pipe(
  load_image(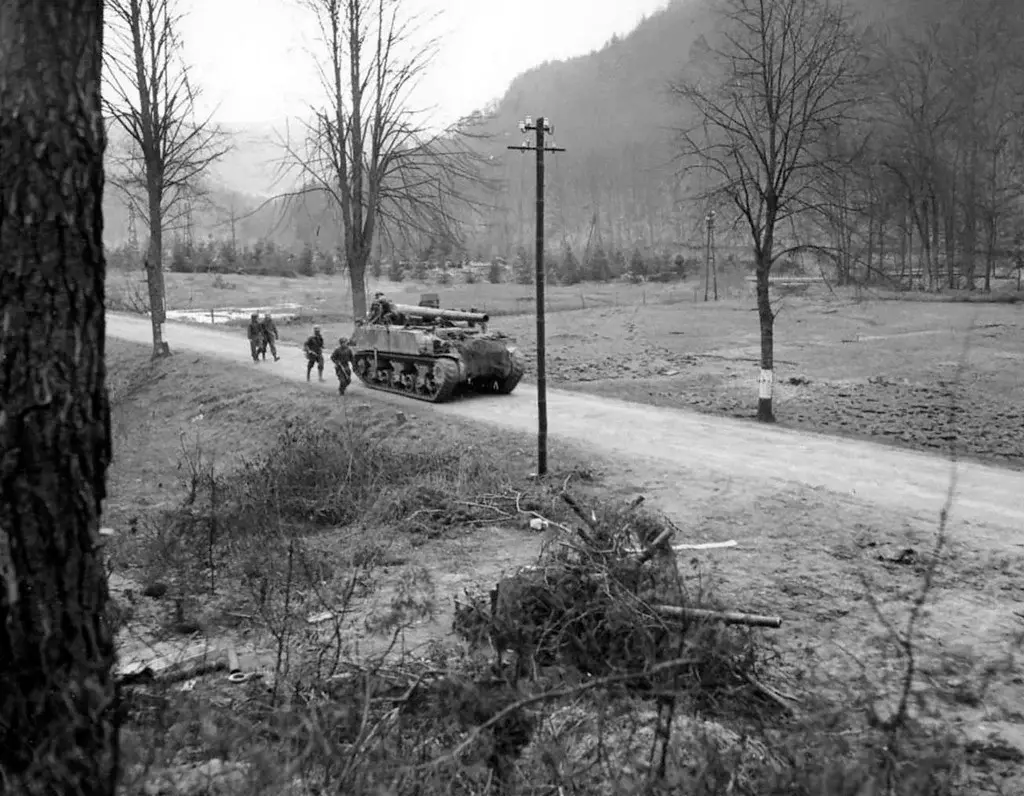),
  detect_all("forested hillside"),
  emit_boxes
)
[469,0,717,256]
[456,0,1024,289]
[111,0,1024,292]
